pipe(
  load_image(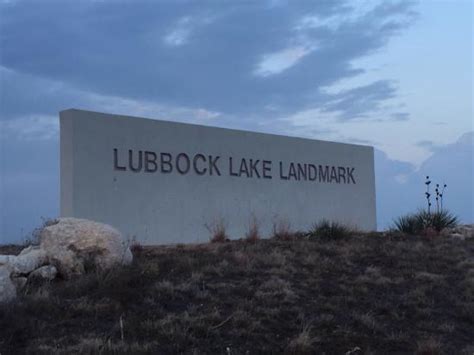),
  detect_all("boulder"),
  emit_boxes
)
[0,255,16,266]
[11,276,28,291]
[0,266,16,303]
[11,246,48,275]
[40,218,132,278]
[29,265,58,281]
